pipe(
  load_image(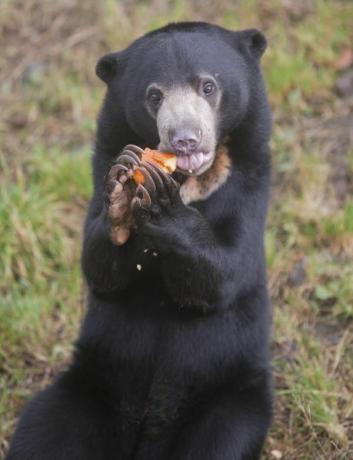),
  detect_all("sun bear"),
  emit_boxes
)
[6,22,273,460]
